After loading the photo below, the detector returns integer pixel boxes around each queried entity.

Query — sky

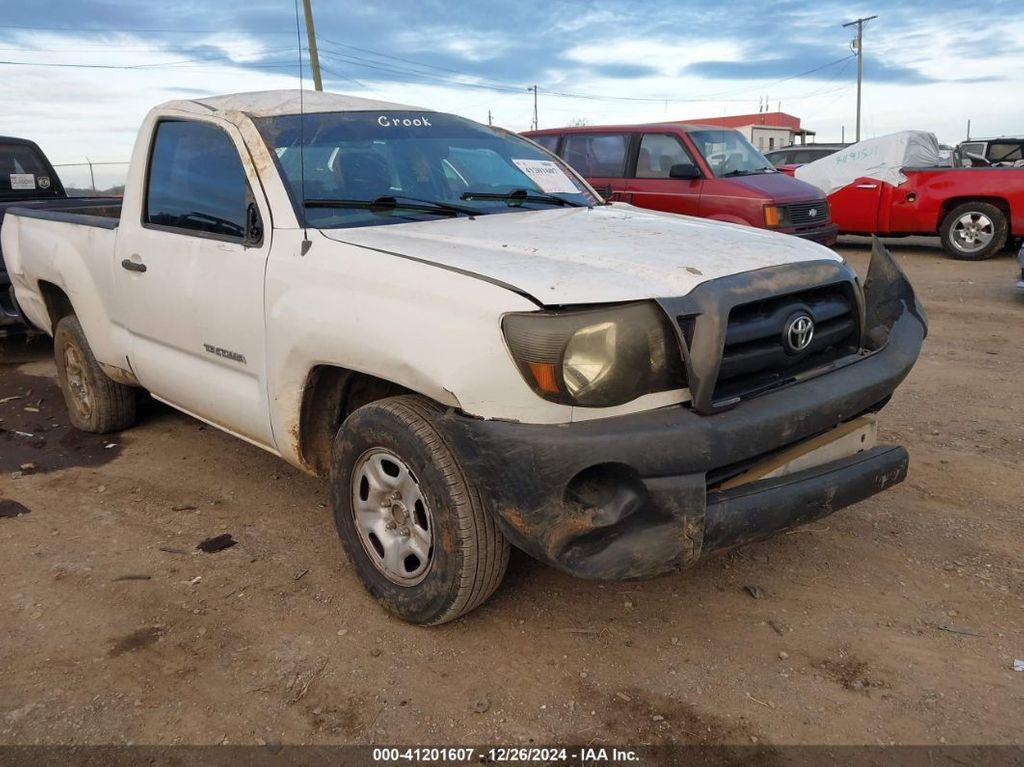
[1,0,1021,189]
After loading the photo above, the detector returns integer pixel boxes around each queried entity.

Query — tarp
[795,131,943,195]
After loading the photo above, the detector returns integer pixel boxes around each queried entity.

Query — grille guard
[657,238,923,415]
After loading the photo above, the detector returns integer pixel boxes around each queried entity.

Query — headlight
[502,302,686,407]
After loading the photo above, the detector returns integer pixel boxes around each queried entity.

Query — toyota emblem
[784,314,815,353]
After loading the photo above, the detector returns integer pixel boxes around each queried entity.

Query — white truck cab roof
[162,89,429,119]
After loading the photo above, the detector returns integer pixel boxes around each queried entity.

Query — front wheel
[939,202,1008,260]
[329,395,509,625]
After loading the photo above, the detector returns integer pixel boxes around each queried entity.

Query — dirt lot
[1,238,1022,749]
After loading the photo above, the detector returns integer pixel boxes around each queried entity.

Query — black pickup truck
[0,136,119,335]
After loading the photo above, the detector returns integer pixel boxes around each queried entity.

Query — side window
[530,134,560,154]
[562,133,628,177]
[636,134,695,178]
[145,120,248,239]
[988,142,1022,162]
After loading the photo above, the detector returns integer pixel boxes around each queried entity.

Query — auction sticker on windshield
[511,159,579,194]
[10,173,35,190]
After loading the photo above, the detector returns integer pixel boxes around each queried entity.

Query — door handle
[121,258,147,273]
[855,183,879,189]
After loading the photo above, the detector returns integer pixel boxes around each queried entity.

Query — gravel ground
[0,236,1021,748]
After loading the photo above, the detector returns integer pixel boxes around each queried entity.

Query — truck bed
[0,197,121,332]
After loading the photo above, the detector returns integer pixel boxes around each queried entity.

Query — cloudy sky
[1,0,1021,188]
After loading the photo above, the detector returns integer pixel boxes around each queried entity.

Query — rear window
[987,142,1023,163]
[529,134,560,153]
[0,143,59,198]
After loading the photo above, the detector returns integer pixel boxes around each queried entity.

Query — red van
[523,123,838,245]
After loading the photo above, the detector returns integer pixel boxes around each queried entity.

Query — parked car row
[524,122,1024,261]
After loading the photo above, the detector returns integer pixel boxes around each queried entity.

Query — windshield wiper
[719,167,777,178]
[459,188,586,207]
[304,195,480,217]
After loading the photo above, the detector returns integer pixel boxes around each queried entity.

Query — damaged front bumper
[436,241,927,580]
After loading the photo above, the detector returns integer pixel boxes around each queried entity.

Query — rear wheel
[939,202,1008,260]
[329,395,509,625]
[53,315,137,434]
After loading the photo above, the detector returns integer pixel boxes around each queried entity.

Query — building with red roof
[677,111,815,152]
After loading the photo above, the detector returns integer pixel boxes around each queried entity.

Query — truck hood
[321,204,842,306]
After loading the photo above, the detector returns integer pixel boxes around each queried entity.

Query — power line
[314,42,858,105]
[0,55,300,71]
[0,23,292,34]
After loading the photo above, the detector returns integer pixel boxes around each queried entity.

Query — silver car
[1018,243,1024,290]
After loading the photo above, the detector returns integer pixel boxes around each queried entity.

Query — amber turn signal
[527,362,560,394]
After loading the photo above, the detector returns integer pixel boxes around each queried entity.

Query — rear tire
[329,395,509,625]
[939,202,1008,260]
[53,315,137,434]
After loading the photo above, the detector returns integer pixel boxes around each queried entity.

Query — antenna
[293,0,311,251]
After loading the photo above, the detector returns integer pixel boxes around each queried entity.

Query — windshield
[687,130,776,177]
[255,111,598,229]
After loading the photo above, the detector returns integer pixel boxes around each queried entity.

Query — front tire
[329,395,509,625]
[940,202,1008,260]
[53,315,137,434]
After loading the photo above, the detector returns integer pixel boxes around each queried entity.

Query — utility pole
[843,15,877,143]
[488,110,492,126]
[530,85,538,131]
[302,0,323,91]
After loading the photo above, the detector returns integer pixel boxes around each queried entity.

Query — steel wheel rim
[351,448,434,586]
[62,342,93,420]
[952,212,994,252]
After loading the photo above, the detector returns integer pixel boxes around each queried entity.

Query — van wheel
[329,395,509,625]
[940,202,1008,260]
[53,315,137,434]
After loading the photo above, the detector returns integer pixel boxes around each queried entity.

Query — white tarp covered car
[796,131,945,196]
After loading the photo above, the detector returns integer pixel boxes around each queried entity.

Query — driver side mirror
[244,202,263,247]
[669,164,702,180]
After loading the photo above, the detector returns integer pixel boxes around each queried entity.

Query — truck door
[624,132,703,216]
[827,177,885,234]
[560,132,632,202]
[115,117,274,446]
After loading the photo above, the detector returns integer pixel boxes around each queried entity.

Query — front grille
[712,284,859,401]
[787,199,830,227]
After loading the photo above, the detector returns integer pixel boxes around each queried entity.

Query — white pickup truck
[2,90,926,624]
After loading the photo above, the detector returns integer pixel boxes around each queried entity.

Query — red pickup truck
[789,132,1024,260]
[816,168,1024,260]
